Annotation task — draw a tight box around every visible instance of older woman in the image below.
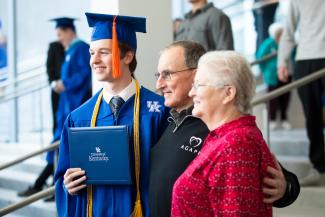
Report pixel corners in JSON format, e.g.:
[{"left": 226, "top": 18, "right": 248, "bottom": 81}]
[{"left": 171, "top": 51, "right": 275, "bottom": 217}]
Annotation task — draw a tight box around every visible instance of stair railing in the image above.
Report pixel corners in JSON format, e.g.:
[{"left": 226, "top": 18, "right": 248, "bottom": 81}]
[
  {"left": 0, "top": 141, "right": 59, "bottom": 171},
  {"left": 0, "top": 187, "right": 55, "bottom": 216}
]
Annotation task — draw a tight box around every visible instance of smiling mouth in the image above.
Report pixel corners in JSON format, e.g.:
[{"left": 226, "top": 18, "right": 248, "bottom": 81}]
[{"left": 94, "top": 66, "right": 106, "bottom": 70}]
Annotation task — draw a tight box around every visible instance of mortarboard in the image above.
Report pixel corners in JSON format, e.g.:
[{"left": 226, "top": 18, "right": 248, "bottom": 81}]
[
  {"left": 50, "top": 17, "right": 76, "bottom": 31},
  {"left": 85, "top": 12, "right": 146, "bottom": 78}
]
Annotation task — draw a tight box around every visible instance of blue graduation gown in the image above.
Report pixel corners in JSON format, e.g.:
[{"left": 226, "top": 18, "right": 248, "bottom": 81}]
[
  {"left": 54, "top": 88, "right": 169, "bottom": 217},
  {"left": 47, "top": 40, "right": 92, "bottom": 163}
]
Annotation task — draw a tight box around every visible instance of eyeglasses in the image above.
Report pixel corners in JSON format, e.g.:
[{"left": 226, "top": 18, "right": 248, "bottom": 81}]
[
  {"left": 154, "top": 67, "right": 196, "bottom": 81},
  {"left": 191, "top": 82, "right": 229, "bottom": 91}
]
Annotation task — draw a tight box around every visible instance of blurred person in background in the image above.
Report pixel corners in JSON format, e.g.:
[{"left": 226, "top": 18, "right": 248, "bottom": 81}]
[
  {"left": 257, "top": 23, "right": 292, "bottom": 130},
  {"left": 253, "top": 0, "right": 279, "bottom": 52},
  {"left": 172, "top": 18, "right": 182, "bottom": 40},
  {"left": 0, "top": 19, "right": 8, "bottom": 85},
  {"left": 47, "top": 41, "right": 65, "bottom": 135},
  {"left": 278, "top": 0, "right": 325, "bottom": 186}
]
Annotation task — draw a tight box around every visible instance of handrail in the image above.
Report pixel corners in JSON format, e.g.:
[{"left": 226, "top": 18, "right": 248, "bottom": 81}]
[
  {"left": 0, "top": 141, "right": 59, "bottom": 171},
  {"left": 20, "top": 64, "right": 44, "bottom": 75},
  {"left": 250, "top": 52, "right": 276, "bottom": 66},
  {"left": 0, "top": 69, "right": 46, "bottom": 89},
  {"left": 0, "top": 186, "right": 55, "bottom": 216},
  {"left": 252, "top": 68, "right": 325, "bottom": 106},
  {"left": 0, "top": 82, "right": 49, "bottom": 104}
]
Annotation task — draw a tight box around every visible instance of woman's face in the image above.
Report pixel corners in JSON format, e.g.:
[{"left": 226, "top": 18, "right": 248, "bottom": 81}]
[{"left": 189, "top": 64, "right": 227, "bottom": 123}]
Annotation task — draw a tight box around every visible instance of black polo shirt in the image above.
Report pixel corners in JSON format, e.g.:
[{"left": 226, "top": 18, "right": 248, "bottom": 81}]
[{"left": 149, "top": 107, "right": 209, "bottom": 217}]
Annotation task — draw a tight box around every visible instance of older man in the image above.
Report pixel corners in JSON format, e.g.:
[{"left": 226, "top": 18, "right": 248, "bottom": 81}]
[{"left": 149, "top": 40, "right": 300, "bottom": 217}]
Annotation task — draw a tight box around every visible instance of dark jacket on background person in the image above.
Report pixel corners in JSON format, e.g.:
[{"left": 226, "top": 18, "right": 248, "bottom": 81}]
[{"left": 46, "top": 41, "right": 65, "bottom": 134}]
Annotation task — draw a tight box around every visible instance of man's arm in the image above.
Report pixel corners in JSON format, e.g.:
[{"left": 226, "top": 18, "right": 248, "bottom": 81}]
[
  {"left": 263, "top": 155, "right": 300, "bottom": 207},
  {"left": 209, "top": 11, "right": 234, "bottom": 51},
  {"left": 273, "top": 165, "right": 300, "bottom": 207},
  {"left": 277, "top": 0, "right": 299, "bottom": 82}
]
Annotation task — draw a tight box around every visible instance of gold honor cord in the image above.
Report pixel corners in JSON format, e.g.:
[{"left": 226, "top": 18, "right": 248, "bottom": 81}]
[
  {"left": 131, "top": 80, "right": 142, "bottom": 217},
  {"left": 87, "top": 80, "right": 142, "bottom": 217}
]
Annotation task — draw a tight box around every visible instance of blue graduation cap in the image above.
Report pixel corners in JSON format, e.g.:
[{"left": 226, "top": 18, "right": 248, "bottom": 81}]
[
  {"left": 85, "top": 12, "right": 146, "bottom": 78},
  {"left": 50, "top": 17, "right": 76, "bottom": 31},
  {"left": 85, "top": 12, "right": 146, "bottom": 51}
]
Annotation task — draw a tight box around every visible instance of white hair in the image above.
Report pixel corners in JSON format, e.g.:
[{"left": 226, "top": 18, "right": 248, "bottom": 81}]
[
  {"left": 198, "top": 51, "right": 256, "bottom": 113},
  {"left": 268, "top": 22, "right": 283, "bottom": 39}
]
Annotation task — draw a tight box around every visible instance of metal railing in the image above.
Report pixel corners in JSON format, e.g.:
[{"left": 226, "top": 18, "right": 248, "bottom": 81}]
[
  {"left": 0, "top": 82, "right": 49, "bottom": 104},
  {"left": 0, "top": 187, "right": 55, "bottom": 216},
  {"left": 252, "top": 68, "right": 325, "bottom": 106},
  {"left": 250, "top": 52, "right": 276, "bottom": 66},
  {"left": 0, "top": 141, "right": 59, "bottom": 171},
  {"left": 0, "top": 65, "right": 45, "bottom": 89},
  {"left": 252, "top": 67, "right": 325, "bottom": 144},
  {"left": 0, "top": 140, "right": 59, "bottom": 215}
]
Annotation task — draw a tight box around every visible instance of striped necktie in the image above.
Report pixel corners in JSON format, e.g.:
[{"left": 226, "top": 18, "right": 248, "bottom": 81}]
[{"left": 109, "top": 96, "right": 125, "bottom": 118}]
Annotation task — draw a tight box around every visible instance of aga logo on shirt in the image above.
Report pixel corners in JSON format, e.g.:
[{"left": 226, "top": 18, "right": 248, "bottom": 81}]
[
  {"left": 180, "top": 136, "right": 202, "bottom": 154},
  {"left": 147, "top": 101, "right": 161, "bottom": 112}
]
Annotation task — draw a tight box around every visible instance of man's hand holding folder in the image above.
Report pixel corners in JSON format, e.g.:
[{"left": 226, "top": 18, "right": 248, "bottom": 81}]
[{"left": 64, "top": 168, "right": 87, "bottom": 195}]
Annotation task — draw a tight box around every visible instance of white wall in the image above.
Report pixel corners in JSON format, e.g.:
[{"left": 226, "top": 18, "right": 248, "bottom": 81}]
[
  {"left": 119, "top": 0, "right": 172, "bottom": 91},
  {"left": 89, "top": 0, "right": 172, "bottom": 92}
]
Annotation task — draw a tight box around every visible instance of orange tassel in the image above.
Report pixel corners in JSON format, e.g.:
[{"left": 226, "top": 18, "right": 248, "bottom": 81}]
[{"left": 112, "top": 16, "right": 121, "bottom": 78}]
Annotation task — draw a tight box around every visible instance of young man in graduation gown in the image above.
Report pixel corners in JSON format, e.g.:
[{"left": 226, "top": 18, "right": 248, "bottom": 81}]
[
  {"left": 149, "top": 40, "right": 300, "bottom": 217},
  {"left": 54, "top": 13, "right": 169, "bottom": 217}
]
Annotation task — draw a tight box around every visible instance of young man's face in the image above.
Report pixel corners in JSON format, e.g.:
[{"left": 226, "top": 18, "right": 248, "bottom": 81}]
[
  {"left": 156, "top": 46, "right": 196, "bottom": 112},
  {"left": 89, "top": 39, "right": 114, "bottom": 82}
]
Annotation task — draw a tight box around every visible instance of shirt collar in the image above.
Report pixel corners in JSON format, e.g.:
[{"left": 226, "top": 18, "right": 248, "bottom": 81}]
[
  {"left": 66, "top": 38, "right": 79, "bottom": 50},
  {"left": 209, "top": 115, "right": 257, "bottom": 138},
  {"left": 185, "top": 2, "right": 214, "bottom": 19},
  {"left": 170, "top": 105, "right": 194, "bottom": 125},
  {"left": 103, "top": 78, "right": 135, "bottom": 104}
]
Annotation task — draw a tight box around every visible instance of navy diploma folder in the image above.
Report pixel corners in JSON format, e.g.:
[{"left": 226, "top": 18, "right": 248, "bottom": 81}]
[{"left": 68, "top": 126, "right": 131, "bottom": 185}]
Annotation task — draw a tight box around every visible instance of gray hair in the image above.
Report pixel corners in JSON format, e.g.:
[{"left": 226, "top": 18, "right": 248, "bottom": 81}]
[
  {"left": 162, "top": 40, "right": 206, "bottom": 68},
  {"left": 198, "top": 51, "right": 255, "bottom": 113}
]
